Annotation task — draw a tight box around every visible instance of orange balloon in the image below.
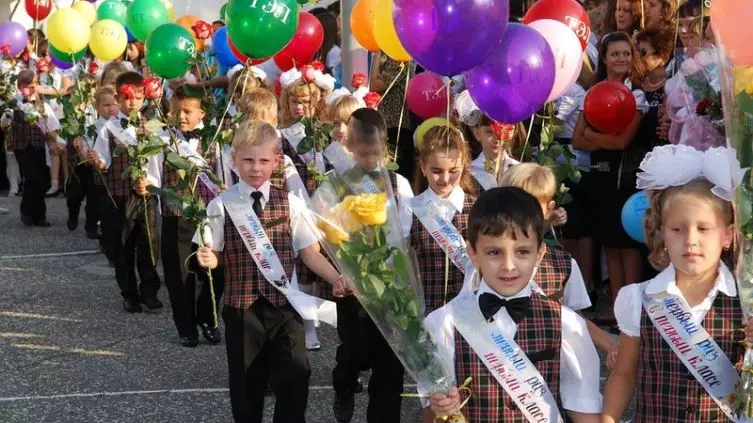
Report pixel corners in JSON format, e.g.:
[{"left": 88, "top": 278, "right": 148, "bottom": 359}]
[
  {"left": 350, "top": 0, "right": 379, "bottom": 52},
  {"left": 176, "top": 15, "right": 204, "bottom": 51},
  {"left": 711, "top": 0, "right": 753, "bottom": 65}
]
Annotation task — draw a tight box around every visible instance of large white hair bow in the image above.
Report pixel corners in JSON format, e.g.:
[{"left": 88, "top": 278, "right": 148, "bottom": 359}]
[
  {"left": 636, "top": 144, "right": 744, "bottom": 201},
  {"left": 454, "top": 90, "right": 482, "bottom": 126},
  {"left": 279, "top": 67, "right": 335, "bottom": 92},
  {"left": 227, "top": 65, "right": 268, "bottom": 84}
]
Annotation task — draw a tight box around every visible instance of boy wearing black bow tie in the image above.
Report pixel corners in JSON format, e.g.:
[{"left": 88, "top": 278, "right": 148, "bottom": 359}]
[{"left": 423, "top": 187, "right": 601, "bottom": 423}]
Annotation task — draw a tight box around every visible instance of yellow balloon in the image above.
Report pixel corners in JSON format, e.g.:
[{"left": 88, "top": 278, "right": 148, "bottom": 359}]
[
  {"left": 72, "top": 1, "right": 96, "bottom": 25},
  {"left": 47, "top": 8, "right": 91, "bottom": 54},
  {"left": 414, "top": 118, "right": 448, "bottom": 149},
  {"left": 89, "top": 19, "right": 128, "bottom": 62},
  {"left": 372, "top": 0, "right": 411, "bottom": 62},
  {"left": 158, "top": 0, "right": 175, "bottom": 22}
]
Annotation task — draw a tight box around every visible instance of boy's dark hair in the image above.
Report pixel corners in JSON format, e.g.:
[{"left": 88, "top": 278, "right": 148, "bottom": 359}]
[
  {"left": 349, "top": 108, "right": 387, "bottom": 144},
  {"left": 17, "top": 69, "right": 35, "bottom": 86},
  {"left": 114, "top": 71, "right": 145, "bottom": 91},
  {"left": 172, "top": 84, "right": 204, "bottom": 104},
  {"left": 468, "top": 187, "right": 545, "bottom": 249},
  {"left": 213, "top": 20, "right": 225, "bottom": 27}
]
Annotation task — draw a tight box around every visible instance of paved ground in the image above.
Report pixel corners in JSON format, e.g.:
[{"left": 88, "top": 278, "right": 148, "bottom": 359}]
[{"left": 0, "top": 195, "right": 626, "bottom": 423}]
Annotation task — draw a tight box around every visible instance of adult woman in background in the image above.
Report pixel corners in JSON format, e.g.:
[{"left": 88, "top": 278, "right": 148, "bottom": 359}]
[{"left": 604, "top": 0, "right": 642, "bottom": 35}]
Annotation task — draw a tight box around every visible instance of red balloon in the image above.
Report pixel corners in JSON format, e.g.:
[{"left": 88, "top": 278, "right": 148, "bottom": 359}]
[
  {"left": 25, "top": 0, "right": 52, "bottom": 20},
  {"left": 584, "top": 81, "right": 637, "bottom": 136},
  {"left": 273, "top": 12, "right": 324, "bottom": 71},
  {"left": 406, "top": 72, "right": 448, "bottom": 119},
  {"left": 523, "top": 0, "right": 591, "bottom": 51},
  {"left": 228, "top": 38, "right": 266, "bottom": 66}
]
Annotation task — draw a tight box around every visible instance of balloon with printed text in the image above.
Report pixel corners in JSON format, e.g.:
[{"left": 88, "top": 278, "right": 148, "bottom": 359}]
[
  {"left": 145, "top": 23, "right": 195, "bottom": 79},
  {"left": 97, "top": 0, "right": 129, "bottom": 26},
  {"left": 25, "top": 0, "right": 53, "bottom": 20},
  {"left": 273, "top": 12, "right": 323, "bottom": 71},
  {"left": 90, "top": 19, "right": 128, "bottom": 61},
  {"left": 406, "top": 72, "right": 447, "bottom": 119},
  {"left": 523, "top": 0, "right": 591, "bottom": 51},
  {"left": 226, "top": 0, "right": 299, "bottom": 59},
  {"left": 127, "top": 0, "right": 169, "bottom": 42}
]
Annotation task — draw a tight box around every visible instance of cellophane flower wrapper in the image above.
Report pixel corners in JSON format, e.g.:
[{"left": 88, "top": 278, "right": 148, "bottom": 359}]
[
  {"left": 715, "top": 41, "right": 753, "bottom": 419},
  {"left": 308, "top": 158, "right": 453, "bottom": 395}
]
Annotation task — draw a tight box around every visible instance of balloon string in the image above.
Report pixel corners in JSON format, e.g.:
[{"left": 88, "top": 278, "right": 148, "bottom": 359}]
[
  {"left": 377, "top": 62, "right": 405, "bottom": 108},
  {"left": 520, "top": 116, "right": 535, "bottom": 162},
  {"left": 640, "top": 0, "right": 645, "bottom": 29},
  {"left": 391, "top": 65, "right": 411, "bottom": 164}
]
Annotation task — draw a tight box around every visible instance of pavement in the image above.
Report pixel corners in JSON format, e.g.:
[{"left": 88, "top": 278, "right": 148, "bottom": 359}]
[{"left": 0, "top": 194, "right": 627, "bottom": 423}]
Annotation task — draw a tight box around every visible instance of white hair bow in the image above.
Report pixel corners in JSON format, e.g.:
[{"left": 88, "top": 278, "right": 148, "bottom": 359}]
[
  {"left": 454, "top": 90, "right": 483, "bottom": 126},
  {"left": 326, "top": 87, "right": 351, "bottom": 106},
  {"left": 227, "top": 65, "right": 268, "bottom": 84},
  {"left": 279, "top": 68, "right": 302, "bottom": 89},
  {"left": 636, "top": 144, "right": 744, "bottom": 201}
]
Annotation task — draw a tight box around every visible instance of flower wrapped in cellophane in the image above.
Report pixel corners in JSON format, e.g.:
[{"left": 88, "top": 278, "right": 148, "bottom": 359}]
[
  {"left": 309, "top": 152, "right": 456, "bottom": 403},
  {"left": 714, "top": 39, "right": 753, "bottom": 419}
]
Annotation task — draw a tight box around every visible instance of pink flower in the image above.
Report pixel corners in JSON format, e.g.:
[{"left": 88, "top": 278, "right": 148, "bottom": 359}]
[
  {"left": 301, "top": 65, "right": 317, "bottom": 84},
  {"left": 88, "top": 61, "right": 99, "bottom": 76}
]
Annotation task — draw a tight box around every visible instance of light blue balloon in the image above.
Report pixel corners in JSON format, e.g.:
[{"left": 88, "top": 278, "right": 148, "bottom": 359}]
[{"left": 621, "top": 191, "right": 649, "bottom": 243}]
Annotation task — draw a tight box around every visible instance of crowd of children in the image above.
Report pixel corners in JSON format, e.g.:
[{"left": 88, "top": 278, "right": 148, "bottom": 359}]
[{"left": 2, "top": 0, "right": 753, "bottom": 422}]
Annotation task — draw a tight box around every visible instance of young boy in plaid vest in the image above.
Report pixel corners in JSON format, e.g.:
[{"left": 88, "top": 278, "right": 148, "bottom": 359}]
[
  {"left": 499, "top": 163, "right": 616, "bottom": 355},
  {"left": 4, "top": 69, "right": 62, "bottom": 226},
  {"left": 195, "top": 120, "right": 348, "bottom": 423},
  {"left": 94, "top": 72, "right": 163, "bottom": 313},
  {"left": 425, "top": 187, "right": 601, "bottom": 423},
  {"left": 331, "top": 108, "right": 414, "bottom": 423}
]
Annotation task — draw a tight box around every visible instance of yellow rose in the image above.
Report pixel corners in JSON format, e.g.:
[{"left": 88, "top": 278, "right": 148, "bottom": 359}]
[
  {"left": 316, "top": 217, "right": 350, "bottom": 245},
  {"left": 352, "top": 193, "right": 388, "bottom": 226},
  {"left": 734, "top": 66, "right": 753, "bottom": 94}
]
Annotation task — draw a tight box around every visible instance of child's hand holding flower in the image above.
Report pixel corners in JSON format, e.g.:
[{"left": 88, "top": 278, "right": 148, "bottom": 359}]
[
  {"left": 430, "top": 387, "right": 461, "bottom": 418},
  {"left": 134, "top": 177, "right": 150, "bottom": 197}
]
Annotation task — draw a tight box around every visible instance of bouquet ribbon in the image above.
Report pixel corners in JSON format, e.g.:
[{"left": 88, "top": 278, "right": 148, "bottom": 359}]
[
  {"left": 450, "top": 292, "right": 564, "bottom": 423},
  {"left": 224, "top": 195, "right": 337, "bottom": 327},
  {"left": 642, "top": 291, "right": 739, "bottom": 420},
  {"left": 469, "top": 165, "right": 497, "bottom": 191},
  {"left": 412, "top": 200, "right": 470, "bottom": 274}
]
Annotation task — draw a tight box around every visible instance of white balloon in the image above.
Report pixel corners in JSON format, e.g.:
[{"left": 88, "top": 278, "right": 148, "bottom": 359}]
[{"left": 528, "top": 19, "right": 584, "bottom": 103}]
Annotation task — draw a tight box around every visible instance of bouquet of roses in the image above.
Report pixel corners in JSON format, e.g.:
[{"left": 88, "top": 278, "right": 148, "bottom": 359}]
[{"left": 309, "top": 155, "right": 456, "bottom": 407}]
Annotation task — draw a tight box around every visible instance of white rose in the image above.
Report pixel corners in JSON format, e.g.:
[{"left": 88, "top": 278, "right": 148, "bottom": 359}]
[
  {"left": 694, "top": 49, "right": 716, "bottom": 67},
  {"left": 681, "top": 57, "right": 702, "bottom": 75}
]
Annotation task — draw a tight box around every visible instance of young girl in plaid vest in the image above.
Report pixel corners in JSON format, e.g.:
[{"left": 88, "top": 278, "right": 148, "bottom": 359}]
[
  {"left": 499, "top": 163, "right": 616, "bottom": 356},
  {"left": 604, "top": 145, "right": 746, "bottom": 422},
  {"left": 195, "top": 120, "right": 347, "bottom": 423},
  {"left": 403, "top": 125, "right": 476, "bottom": 315},
  {"left": 424, "top": 187, "right": 601, "bottom": 423}
]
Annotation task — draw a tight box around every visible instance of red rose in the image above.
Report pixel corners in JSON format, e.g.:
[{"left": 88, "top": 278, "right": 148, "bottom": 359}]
[
  {"left": 119, "top": 84, "right": 137, "bottom": 100},
  {"left": 192, "top": 20, "right": 213, "bottom": 40},
  {"left": 21, "top": 50, "right": 30, "bottom": 63},
  {"left": 301, "top": 65, "right": 317, "bottom": 84},
  {"left": 143, "top": 77, "right": 162, "bottom": 100},
  {"left": 35, "top": 56, "right": 51, "bottom": 74},
  {"left": 363, "top": 91, "right": 381, "bottom": 109},
  {"left": 0, "top": 45, "right": 10, "bottom": 57},
  {"left": 310, "top": 60, "right": 325, "bottom": 72},
  {"left": 351, "top": 72, "right": 366, "bottom": 89},
  {"left": 88, "top": 61, "right": 99, "bottom": 76},
  {"left": 696, "top": 98, "right": 711, "bottom": 116},
  {"left": 491, "top": 121, "right": 515, "bottom": 140}
]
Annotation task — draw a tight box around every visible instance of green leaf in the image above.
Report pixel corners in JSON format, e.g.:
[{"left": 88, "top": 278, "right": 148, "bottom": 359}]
[
  {"left": 139, "top": 144, "right": 165, "bottom": 157},
  {"left": 367, "top": 274, "right": 386, "bottom": 297},
  {"left": 386, "top": 161, "right": 399, "bottom": 171},
  {"left": 166, "top": 151, "right": 193, "bottom": 170}
]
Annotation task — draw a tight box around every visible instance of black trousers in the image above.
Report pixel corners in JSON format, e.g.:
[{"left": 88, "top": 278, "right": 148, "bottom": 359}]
[
  {"left": 223, "top": 299, "right": 310, "bottom": 423},
  {"left": 332, "top": 296, "right": 405, "bottom": 422},
  {"left": 162, "top": 216, "right": 225, "bottom": 337},
  {"left": 66, "top": 164, "right": 100, "bottom": 233},
  {"left": 14, "top": 147, "right": 48, "bottom": 222},
  {"left": 101, "top": 193, "right": 161, "bottom": 301}
]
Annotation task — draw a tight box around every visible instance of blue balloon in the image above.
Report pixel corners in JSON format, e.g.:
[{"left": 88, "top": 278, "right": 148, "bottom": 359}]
[
  {"left": 126, "top": 26, "right": 136, "bottom": 42},
  {"left": 212, "top": 27, "right": 240, "bottom": 68},
  {"left": 621, "top": 191, "right": 649, "bottom": 243}
]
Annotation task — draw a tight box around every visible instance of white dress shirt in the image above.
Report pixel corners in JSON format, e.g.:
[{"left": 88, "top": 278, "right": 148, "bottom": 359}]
[
  {"left": 615, "top": 264, "right": 738, "bottom": 337},
  {"left": 402, "top": 186, "right": 465, "bottom": 239},
  {"left": 96, "top": 112, "right": 165, "bottom": 187},
  {"left": 469, "top": 152, "right": 520, "bottom": 191},
  {"left": 420, "top": 281, "right": 602, "bottom": 413}
]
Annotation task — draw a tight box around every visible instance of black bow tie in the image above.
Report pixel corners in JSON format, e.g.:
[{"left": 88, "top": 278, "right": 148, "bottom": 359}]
[
  {"left": 183, "top": 130, "right": 200, "bottom": 140},
  {"left": 478, "top": 293, "right": 531, "bottom": 323},
  {"left": 120, "top": 118, "right": 130, "bottom": 129}
]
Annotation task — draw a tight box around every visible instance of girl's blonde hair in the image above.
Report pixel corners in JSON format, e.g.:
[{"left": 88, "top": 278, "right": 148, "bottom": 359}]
[
  {"left": 413, "top": 125, "right": 473, "bottom": 195},
  {"left": 238, "top": 88, "right": 278, "bottom": 126},
  {"left": 279, "top": 79, "right": 331, "bottom": 127},
  {"left": 99, "top": 62, "right": 128, "bottom": 90},
  {"left": 498, "top": 163, "right": 557, "bottom": 205},
  {"left": 327, "top": 95, "right": 361, "bottom": 123},
  {"left": 229, "top": 70, "right": 265, "bottom": 102},
  {"left": 644, "top": 179, "right": 735, "bottom": 270}
]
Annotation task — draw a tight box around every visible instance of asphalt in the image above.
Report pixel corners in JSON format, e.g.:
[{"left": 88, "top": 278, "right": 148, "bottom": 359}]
[{"left": 0, "top": 194, "right": 627, "bottom": 423}]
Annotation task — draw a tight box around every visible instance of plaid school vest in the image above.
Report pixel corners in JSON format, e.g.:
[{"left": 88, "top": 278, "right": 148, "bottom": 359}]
[
  {"left": 455, "top": 292, "right": 564, "bottom": 422},
  {"left": 11, "top": 109, "right": 47, "bottom": 150},
  {"left": 636, "top": 293, "right": 743, "bottom": 422},
  {"left": 468, "top": 177, "right": 484, "bottom": 199},
  {"left": 162, "top": 138, "right": 211, "bottom": 218},
  {"left": 410, "top": 193, "right": 475, "bottom": 314},
  {"left": 534, "top": 247, "right": 573, "bottom": 304},
  {"left": 222, "top": 185, "right": 296, "bottom": 309},
  {"left": 103, "top": 117, "right": 147, "bottom": 198}
]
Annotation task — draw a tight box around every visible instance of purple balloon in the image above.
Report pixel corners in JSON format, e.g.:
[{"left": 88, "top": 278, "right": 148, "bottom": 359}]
[
  {"left": 0, "top": 22, "right": 29, "bottom": 57},
  {"left": 393, "top": 0, "right": 508, "bottom": 76},
  {"left": 465, "top": 24, "right": 555, "bottom": 124},
  {"left": 50, "top": 55, "right": 74, "bottom": 70}
]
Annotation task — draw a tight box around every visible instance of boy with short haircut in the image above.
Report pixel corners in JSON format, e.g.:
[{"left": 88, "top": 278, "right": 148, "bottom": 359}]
[
  {"left": 196, "top": 120, "right": 348, "bottom": 423},
  {"left": 5, "top": 69, "right": 62, "bottom": 226},
  {"left": 331, "top": 108, "right": 413, "bottom": 423},
  {"left": 96, "top": 71, "right": 163, "bottom": 313},
  {"left": 425, "top": 187, "right": 601, "bottom": 422}
]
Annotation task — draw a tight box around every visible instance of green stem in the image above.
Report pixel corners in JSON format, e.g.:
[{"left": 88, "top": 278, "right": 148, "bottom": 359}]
[
  {"left": 144, "top": 195, "right": 156, "bottom": 267},
  {"left": 198, "top": 221, "right": 218, "bottom": 329}
]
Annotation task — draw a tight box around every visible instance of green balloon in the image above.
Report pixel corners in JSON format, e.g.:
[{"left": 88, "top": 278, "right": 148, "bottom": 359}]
[
  {"left": 226, "top": 0, "right": 299, "bottom": 59},
  {"left": 126, "top": 0, "right": 169, "bottom": 42},
  {"left": 219, "top": 3, "right": 227, "bottom": 21},
  {"left": 145, "top": 23, "right": 195, "bottom": 79},
  {"left": 50, "top": 44, "right": 87, "bottom": 63},
  {"left": 97, "top": 0, "right": 128, "bottom": 26}
]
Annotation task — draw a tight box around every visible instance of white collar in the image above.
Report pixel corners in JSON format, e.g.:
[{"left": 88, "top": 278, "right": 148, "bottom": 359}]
[
  {"left": 471, "top": 152, "right": 514, "bottom": 171},
  {"left": 237, "top": 179, "right": 271, "bottom": 202},
  {"left": 180, "top": 121, "right": 204, "bottom": 139},
  {"left": 477, "top": 279, "right": 533, "bottom": 301},
  {"left": 645, "top": 263, "right": 737, "bottom": 298},
  {"left": 417, "top": 185, "right": 465, "bottom": 213}
]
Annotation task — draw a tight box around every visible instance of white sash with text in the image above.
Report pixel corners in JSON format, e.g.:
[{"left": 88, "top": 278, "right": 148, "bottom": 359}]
[{"left": 412, "top": 201, "right": 469, "bottom": 274}]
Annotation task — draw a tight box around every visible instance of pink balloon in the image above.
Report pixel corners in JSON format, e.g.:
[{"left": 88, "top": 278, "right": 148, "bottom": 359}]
[
  {"left": 528, "top": 19, "right": 583, "bottom": 102},
  {"left": 406, "top": 72, "right": 447, "bottom": 119}
]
